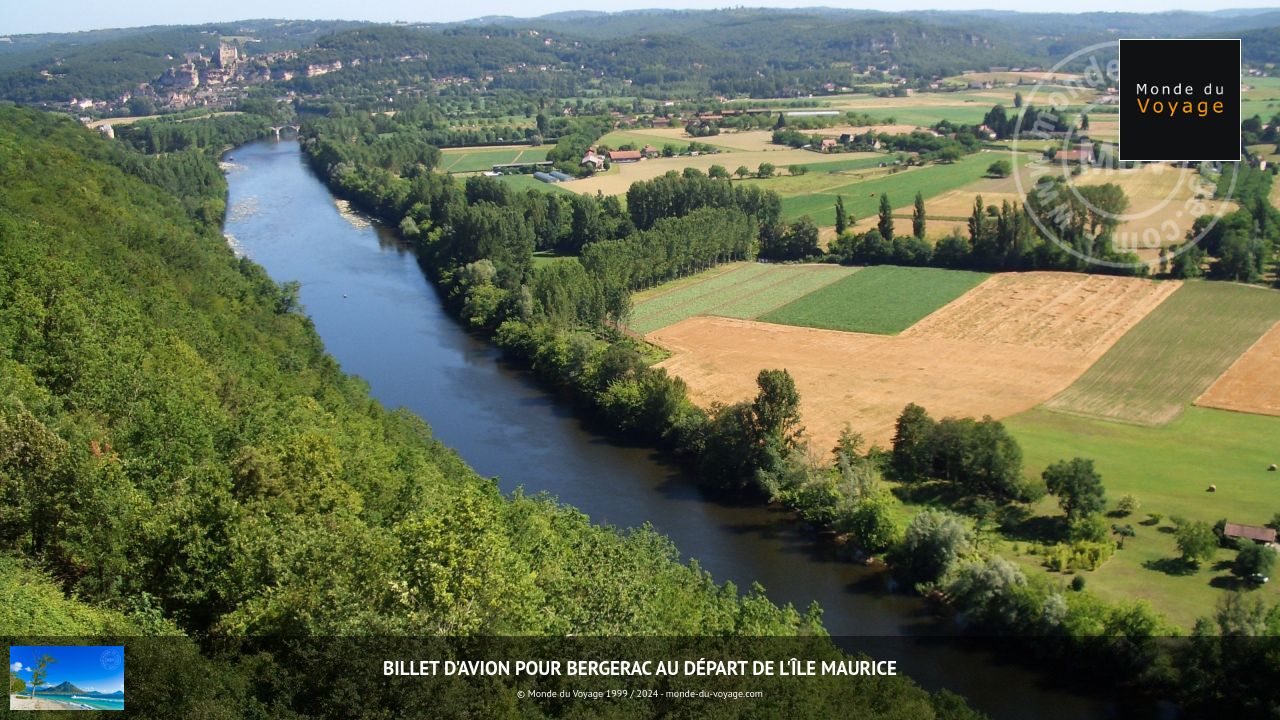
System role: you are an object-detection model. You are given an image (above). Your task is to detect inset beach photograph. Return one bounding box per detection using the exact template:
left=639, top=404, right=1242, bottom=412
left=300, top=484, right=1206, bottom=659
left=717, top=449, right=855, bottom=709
left=9, top=646, right=124, bottom=711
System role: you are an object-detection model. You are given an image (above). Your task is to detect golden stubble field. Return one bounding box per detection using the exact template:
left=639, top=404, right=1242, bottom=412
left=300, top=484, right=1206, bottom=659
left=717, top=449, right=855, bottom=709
left=567, top=150, right=881, bottom=196
left=1196, top=321, right=1280, bottom=417
left=605, top=126, right=922, bottom=153
left=649, top=272, right=1180, bottom=450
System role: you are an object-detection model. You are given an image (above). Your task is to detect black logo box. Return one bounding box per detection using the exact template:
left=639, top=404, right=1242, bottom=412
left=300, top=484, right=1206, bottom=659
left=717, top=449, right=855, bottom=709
left=1119, top=39, right=1241, bottom=162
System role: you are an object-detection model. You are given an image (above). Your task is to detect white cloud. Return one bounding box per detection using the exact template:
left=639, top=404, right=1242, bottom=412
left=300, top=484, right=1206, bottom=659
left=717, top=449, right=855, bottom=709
left=9, top=661, right=21, bottom=672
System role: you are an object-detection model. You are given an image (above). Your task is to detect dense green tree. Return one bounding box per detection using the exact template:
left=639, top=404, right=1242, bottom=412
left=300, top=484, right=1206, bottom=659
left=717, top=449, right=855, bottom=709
left=912, top=191, right=927, bottom=239
left=753, top=369, right=804, bottom=450
left=891, top=403, right=935, bottom=481
left=1043, top=458, right=1105, bottom=523
left=835, top=195, right=848, bottom=236
left=878, top=193, right=895, bottom=241
left=1176, top=521, right=1219, bottom=567
left=1232, top=544, right=1277, bottom=580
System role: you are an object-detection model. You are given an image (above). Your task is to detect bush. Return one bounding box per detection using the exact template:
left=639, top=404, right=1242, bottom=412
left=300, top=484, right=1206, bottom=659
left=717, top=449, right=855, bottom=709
left=986, top=160, right=1012, bottom=178
left=1070, top=575, right=1086, bottom=591
left=1115, top=494, right=1140, bottom=516
left=840, top=495, right=901, bottom=554
left=1068, top=513, right=1110, bottom=543
left=893, top=509, right=973, bottom=584
left=1044, top=541, right=1114, bottom=572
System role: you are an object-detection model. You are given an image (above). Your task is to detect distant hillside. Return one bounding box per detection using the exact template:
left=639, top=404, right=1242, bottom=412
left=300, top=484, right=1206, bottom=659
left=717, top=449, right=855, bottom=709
left=40, top=681, right=86, bottom=695
left=6, top=9, right=1280, bottom=103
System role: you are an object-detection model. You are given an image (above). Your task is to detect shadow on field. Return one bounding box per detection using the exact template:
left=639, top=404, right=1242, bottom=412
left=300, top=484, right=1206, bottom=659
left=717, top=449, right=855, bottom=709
left=1143, top=557, right=1199, bottom=576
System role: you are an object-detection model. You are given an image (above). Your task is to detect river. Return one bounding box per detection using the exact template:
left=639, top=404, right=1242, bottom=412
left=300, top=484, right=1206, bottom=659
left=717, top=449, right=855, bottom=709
left=221, top=138, right=1133, bottom=720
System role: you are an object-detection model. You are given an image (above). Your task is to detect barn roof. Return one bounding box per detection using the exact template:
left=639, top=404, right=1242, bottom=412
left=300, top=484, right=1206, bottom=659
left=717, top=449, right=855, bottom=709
left=1224, top=523, right=1278, bottom=543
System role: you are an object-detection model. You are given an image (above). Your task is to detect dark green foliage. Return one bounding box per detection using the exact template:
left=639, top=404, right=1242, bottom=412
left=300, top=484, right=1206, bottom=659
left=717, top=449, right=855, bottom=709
left=913, top=191, right=927, bottom=239
left=0, top=107, right=835, bottom=644
left=1232, top=544, right=1277, bottom=580
left=894, top=509, right=973, bottom=585
left=878, top=193, right=895, bottom=241
left=889, top=404, right=1028, bottom=503
left=1175, top=521, right=1219, bottom=567
left=764, top=216, right=821, bottom=260
left=1043, top=458, right=1107, bottom=523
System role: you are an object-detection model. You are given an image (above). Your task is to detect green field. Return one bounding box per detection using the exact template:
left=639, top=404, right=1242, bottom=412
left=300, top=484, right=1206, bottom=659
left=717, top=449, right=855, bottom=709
left=1005, top=407, right=1280, bottom=627
left=746, top=159, right=895, bottom=197
left=627, top=262, right=858, bottom=334
left=780, top=152, right=1004, bottom=225
left=439, top=146, right=548, bottom=173
left=758, top=265, right=989, bottom=334
left=868, top=105, right=993, bottom=127
left=1043, top=281, right=1280, bottom=425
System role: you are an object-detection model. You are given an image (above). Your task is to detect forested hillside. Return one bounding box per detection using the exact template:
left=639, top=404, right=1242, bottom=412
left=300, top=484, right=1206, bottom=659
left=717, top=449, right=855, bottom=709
left=0, top=107, right=975, bottom=716
left=10, top=9, right=1280, bottom=105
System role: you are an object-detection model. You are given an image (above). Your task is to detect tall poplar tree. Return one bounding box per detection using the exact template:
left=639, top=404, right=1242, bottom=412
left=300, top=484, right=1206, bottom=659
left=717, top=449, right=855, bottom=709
left=912, top=191, right=926, bottom=239
left=877, top=193, right=894, bottom=241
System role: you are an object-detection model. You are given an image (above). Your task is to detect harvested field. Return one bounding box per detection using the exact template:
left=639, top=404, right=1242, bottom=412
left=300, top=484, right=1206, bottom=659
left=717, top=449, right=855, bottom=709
left=902, top=271, right=1180, bottom=353
left=651, top=271, right=1176, bottom=448
left=568, top=150, right=879, bottom=196
left=759, top=265, right=988, bottom=334
left=1043, top=282, right=1280, bottom=425
left=1072, top=165, right=1236, bottom=259
left=628, top=263, right=856, bottom=334
left=1196, top=321, right=1280, bottom=417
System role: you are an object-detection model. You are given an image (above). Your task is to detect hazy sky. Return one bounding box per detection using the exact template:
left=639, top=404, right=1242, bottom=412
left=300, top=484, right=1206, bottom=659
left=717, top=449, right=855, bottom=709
left=3, top=0, right=1279, bottom=35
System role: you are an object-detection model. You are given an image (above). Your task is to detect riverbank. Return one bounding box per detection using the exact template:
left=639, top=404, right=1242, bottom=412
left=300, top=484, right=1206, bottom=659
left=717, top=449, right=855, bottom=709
left=10, top=694, right=93, bottom=710
left=224, top=137, right=1120, bottom=719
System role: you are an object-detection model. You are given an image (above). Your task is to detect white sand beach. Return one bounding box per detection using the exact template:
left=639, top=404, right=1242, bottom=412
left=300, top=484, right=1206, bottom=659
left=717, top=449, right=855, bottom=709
left=10, top=693, right=93, bottom=710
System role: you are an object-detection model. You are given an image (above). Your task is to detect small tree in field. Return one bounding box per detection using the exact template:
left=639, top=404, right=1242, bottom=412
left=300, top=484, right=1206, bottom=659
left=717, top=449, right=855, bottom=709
left=1233, top=544, right=1276, bottom=580
left=1043, top=458, right=1105, bottom=523
left=1176, top=521, right=1218, bottom=567
left=986, top=160, right=1012, bottom=178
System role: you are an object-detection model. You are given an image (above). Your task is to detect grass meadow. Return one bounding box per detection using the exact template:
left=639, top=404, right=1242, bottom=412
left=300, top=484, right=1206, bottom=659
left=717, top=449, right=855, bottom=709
left=759, top=265, right=989, bottom=334
left=780, top=152, right=1005, bottom=225
left=627, top=263, right=857, bottom=334
left=1004, top=406, right=1280, bottom=628
left=439, top=146, right=548, bottom=173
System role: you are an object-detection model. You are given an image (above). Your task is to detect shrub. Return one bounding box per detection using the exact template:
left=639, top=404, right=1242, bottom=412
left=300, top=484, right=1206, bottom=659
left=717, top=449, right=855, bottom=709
left=893, top=509, right=973, bottom=584
left=840, top=495, right=901, bottom=554
left=1115, top=494, right=1140, bottom=516
left=1070, top=575, right=1086, bottom=591
left=1068, top=513, right=1110, bottom=544
left=1043, top=541, right=1113, bottom=572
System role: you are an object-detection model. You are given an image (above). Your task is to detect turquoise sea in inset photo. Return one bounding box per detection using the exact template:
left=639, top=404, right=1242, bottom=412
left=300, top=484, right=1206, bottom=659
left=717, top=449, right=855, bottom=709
left=9, top=645, right=124, bottom=711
